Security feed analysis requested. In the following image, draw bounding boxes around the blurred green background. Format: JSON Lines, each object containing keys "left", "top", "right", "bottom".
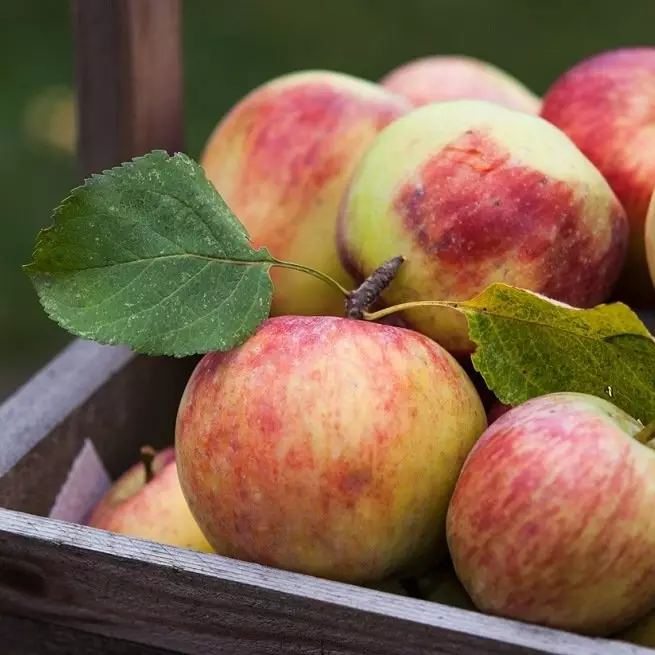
{"left": 1, "top": 0, "right": 653, "bottom": 400}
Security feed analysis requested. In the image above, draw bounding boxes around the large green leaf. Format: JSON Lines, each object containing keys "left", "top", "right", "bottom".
{"left": 25, "top": 151, "right": 275, "bottom": 357}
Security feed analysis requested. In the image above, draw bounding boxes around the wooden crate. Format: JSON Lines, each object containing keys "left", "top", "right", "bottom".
{"left": 0, "top": 2, "right": 651, "bottom": 653}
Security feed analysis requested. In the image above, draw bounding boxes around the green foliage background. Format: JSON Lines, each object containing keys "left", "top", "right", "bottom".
{"left": 1, "top": 0, "right": 653, "bottom": 399}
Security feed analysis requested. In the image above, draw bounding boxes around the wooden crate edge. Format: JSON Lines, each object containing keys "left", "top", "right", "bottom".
{"left": 0, "top": 508, "right": 648, "bottom": 655}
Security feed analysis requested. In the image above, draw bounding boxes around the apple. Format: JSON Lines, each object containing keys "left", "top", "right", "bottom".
{"left": 86, "top": 446, "right": 214, "bottom": 553}
{"left": 337, "top": 99, "right": 629, "bottom": 355}
{"left": 199, "top": 70, "right": 410, "bottom": 317}
{"left": 616, "top": 608, "right": 655, "bottom": 648}
{"left": 175, "top": 314, "right": 487, "bottom": 583}
{"left": 644, "top": 189, "right": 655, "bottom": 292}
{"left": 445, "top": 391, "right": 655, "bottom": 636}
{"left": 539, "top": 47, "right": 655, "bottom": 306}
{"left": 380, "top": 55, "right": 540, "bottom": 114}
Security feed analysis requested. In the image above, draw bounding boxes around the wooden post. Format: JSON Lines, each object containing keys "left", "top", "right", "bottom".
{"left": 72, "top": 0, "right": 183, "bottom": 177}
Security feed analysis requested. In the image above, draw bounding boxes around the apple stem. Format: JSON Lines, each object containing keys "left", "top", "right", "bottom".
{"left": 363, "top": 298, "right": 456, "bottom": 322}
{"left": 345, "top": 255, "right": 405, "bottom": 319}
{"left": 633, "top": 420, "right": 655, "bottom": 447}
{"left": 270, "top": 257, "right": 351, "bottom": 297}
{"left": 140, "top": 445, "right": 157, "bottom": 483}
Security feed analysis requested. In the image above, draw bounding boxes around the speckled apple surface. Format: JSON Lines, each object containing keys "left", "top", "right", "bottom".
{"left": 175, "top": 315, "right": 487, "bottom": 583}
{"left": 446, "top": 392, "right": 655, "bottom": 636}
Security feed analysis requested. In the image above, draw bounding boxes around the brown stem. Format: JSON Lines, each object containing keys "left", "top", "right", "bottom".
{"left": 140, "top": 445, "right": 157, "bottom": 483}
{"left": 345, "top": 256, "right": 405, "bottom": 319}
{"left": 634, "top": 420, "right": 655, "bottom": 447}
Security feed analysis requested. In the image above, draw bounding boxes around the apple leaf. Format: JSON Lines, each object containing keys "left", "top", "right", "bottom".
{"left": 24, "top": 150, "right": 275, "bottom": 357}
{"left": 455, "top": 284, "right": 655, "bottom": 424}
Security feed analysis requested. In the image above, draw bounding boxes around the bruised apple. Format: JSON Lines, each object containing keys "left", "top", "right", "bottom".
{"left": 337, "top": 100, "right": 629, "bottom": 355}
{"left": 175, "top": 315, "right": 487, "bottom": 583}
{"left": 381, "top": 55, "right": 540, "bottom": 113}
{"left": 446, "top": 392, "right": 655, "bottom": 636}
{"left": 200, "top": 70, "right": 410, "bottom": 317}
{"left": 86, "top": 446, "right": 214, "bottom": 552}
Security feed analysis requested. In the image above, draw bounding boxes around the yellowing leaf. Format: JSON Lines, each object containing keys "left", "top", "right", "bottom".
{"left": 453, "top": 284, "right": 655, "bottom": 424}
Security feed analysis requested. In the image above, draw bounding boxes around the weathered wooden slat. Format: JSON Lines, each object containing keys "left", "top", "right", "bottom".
{"left": 72, "top": 0, "right": 183, "bottom": 177}
{"left": 0, "top": 509, "right": 647, "bottom": 655}
{"left": 0, "top": 339, "right": 132, "bottom": 481}
{"left": 3, "top": 613, "right": 178, "bottom": 655}
{"left": 0, "top": 337, "right": 195, "bottom": 516}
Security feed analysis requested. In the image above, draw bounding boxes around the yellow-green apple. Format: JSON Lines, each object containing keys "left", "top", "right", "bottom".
{"left": 380, "top": 55, "right": 540, "bottom": 114}
{"left": 616, "top": 608, "right": 655, "bottom": 647}
{"left": 337, "top": 99, "right": 629, "bottom": 355}
{"left": 86, "top": 446, "right": 214, "bottom": 552}
{"left": 644, "top": 189, "right": 655, "bottom": 292}
{"left": 539, "top": 47, "right": 655, "bottom": 306}
{"left": 446, "top": 392, "right": 655, "bottom": 636}
{"left": 199, "top": 70, "right": 410, "bottom": 317}
{"left": 175, "top": 315, "right": 487, "bottom": 583}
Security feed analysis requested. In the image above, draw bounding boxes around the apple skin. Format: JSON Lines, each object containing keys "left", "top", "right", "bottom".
{"left": 381, "top": 55, "right": 540, "bottom": 114}
{"left": 644, "top": 189, "right": 655, "bottom": 293}
{"left": 175, "top": 315, "right": 487, "bottom": 583}
{"left": 199, "top": 70, "right": 410, "bottom": 317}
{"left": 337, "top": 99, "right": 629, "bottom": 356}
{"left": 85, "top": 447, "right": 214, "bottom": 553}
{"left": 539, "top": 47, "right": 655, "bottom": 307}
{"left": 445, "top": 392, "right": 655, "bottom": 636}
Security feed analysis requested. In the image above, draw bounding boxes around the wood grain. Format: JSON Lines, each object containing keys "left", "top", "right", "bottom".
{"left": 2, "top": 614, "right": 177, "bottom": 655}
{"left": 72, "top": 0, "right": 183, "bottom": 177}
{"left": 0, "top": 340, "right": 132, "bottom": 481}
{"left": 0, "top": 340, "right": 195, "bottom": 516}
{"left": 0, "top": 510, "right": 648, "bottom": 655}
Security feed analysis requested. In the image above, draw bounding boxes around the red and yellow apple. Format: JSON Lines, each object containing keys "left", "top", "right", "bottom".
{"left": 381, "top": 55, "right": 540, "bottom": 114}
{"left": 540, "top": 47, "right": 655, "bottom": 306}
{"left": 86, "top": 446, "right": 214, "bottom": 552}
{"left": 200, "top": 70, "right": 410, "bottom": 317}
{"left": 175, "top": 315, "right": 487, "bottom": 583}
{"left": 446, "top": 392, "right": 655, "bottom": 636}
{"left": 337, "top": 99, "right": 629, "bottom": 355}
